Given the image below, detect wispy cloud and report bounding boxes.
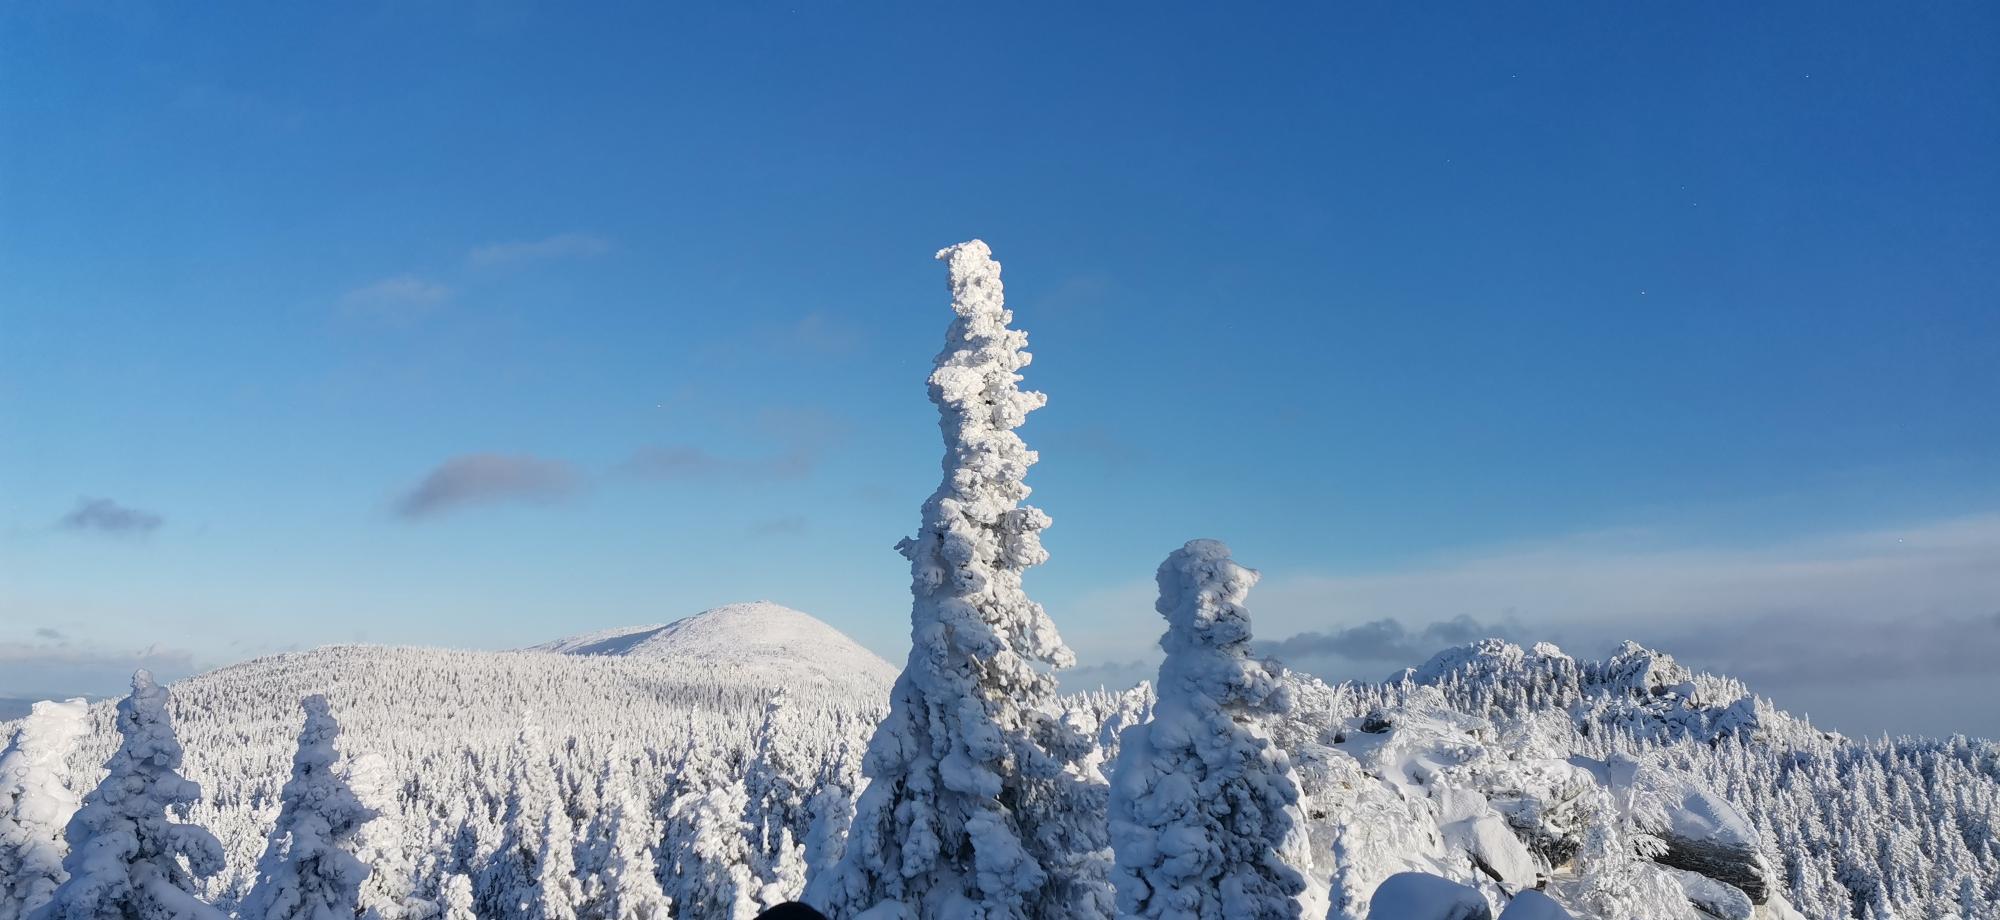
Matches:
[698,313,865,366]
[394,453,579,519]
[748,515,809,537]
[57,497,163,536]
[619,446,813,481]
[339,275,453,322]
[621,408,845,483]
[467,232,612,268]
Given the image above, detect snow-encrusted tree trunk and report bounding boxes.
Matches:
[0,698,90,920]
[806,239,1110,920]
[1107,540,1309,920]
[32,670,226,920]
[241,695,376,920]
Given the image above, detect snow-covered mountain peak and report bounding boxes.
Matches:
[529,601,899,693]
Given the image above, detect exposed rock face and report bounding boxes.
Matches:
[1656,834,1769,904]
[1664,867,1754,920]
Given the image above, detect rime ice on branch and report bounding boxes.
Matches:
[0,698,90,920]
[806,240,1106,920]
[1107,540,1308,920]
[34,671,226,920]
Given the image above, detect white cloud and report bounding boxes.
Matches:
[466,232,612,268]
[338,275,453,321]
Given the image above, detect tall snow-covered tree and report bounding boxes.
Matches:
[594,781,671,920]
[1107,540,1308,920]
[1,698,90,920]
[341,753,420,920]
[806,240,1108,920]
[480,713,579,920]
[33,670,226,920]
[743,692,809,910]
[240,695,376,920]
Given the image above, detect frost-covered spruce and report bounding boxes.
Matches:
[480,714,579,920]
[340,753,419,920]
[663,773,757,920]
[1107,541,1308,920]
[807,240,1108,920]
[240,696,375,920]
[743,691,809,910]
[0,698,90,920]
[33,671,225,920]
[597,780,671,920]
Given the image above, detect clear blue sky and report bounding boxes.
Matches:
[4,3,1996,736]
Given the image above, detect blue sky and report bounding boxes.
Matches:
[4,2,1996,736]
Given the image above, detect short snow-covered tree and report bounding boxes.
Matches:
[1,698,90,920]
[1107,540,1308,920]
[240,695,376,920]
[663,777,757,920]
[1568,786,1692,920]
[806,240,1108,920]
[33,670,226,920]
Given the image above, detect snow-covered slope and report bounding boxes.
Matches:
[528,601,898,693]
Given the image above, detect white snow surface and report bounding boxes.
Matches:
[528,601,898,695]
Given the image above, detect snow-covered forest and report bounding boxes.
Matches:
[4,243,1997,920]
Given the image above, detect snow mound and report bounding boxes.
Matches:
[529,601,898,693]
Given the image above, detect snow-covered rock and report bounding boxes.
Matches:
[1365,873,1492,920]
[529,601,898,695]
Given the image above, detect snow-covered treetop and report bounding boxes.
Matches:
[1153,539,1289,714]
[898,239,1070,670]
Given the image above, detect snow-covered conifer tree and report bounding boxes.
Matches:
[663,777,756,920]
[342,753,419,920]
[480,713,579,920]
[806,240,1108,920]
[240,695,376,920]
[0,698,90,920]
[1567,787,1692,920]
[743,692,808,910]
[596,778,670,920]
[1107,540,1308,920]
[437,875,475,920]
[33,670,226,920]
